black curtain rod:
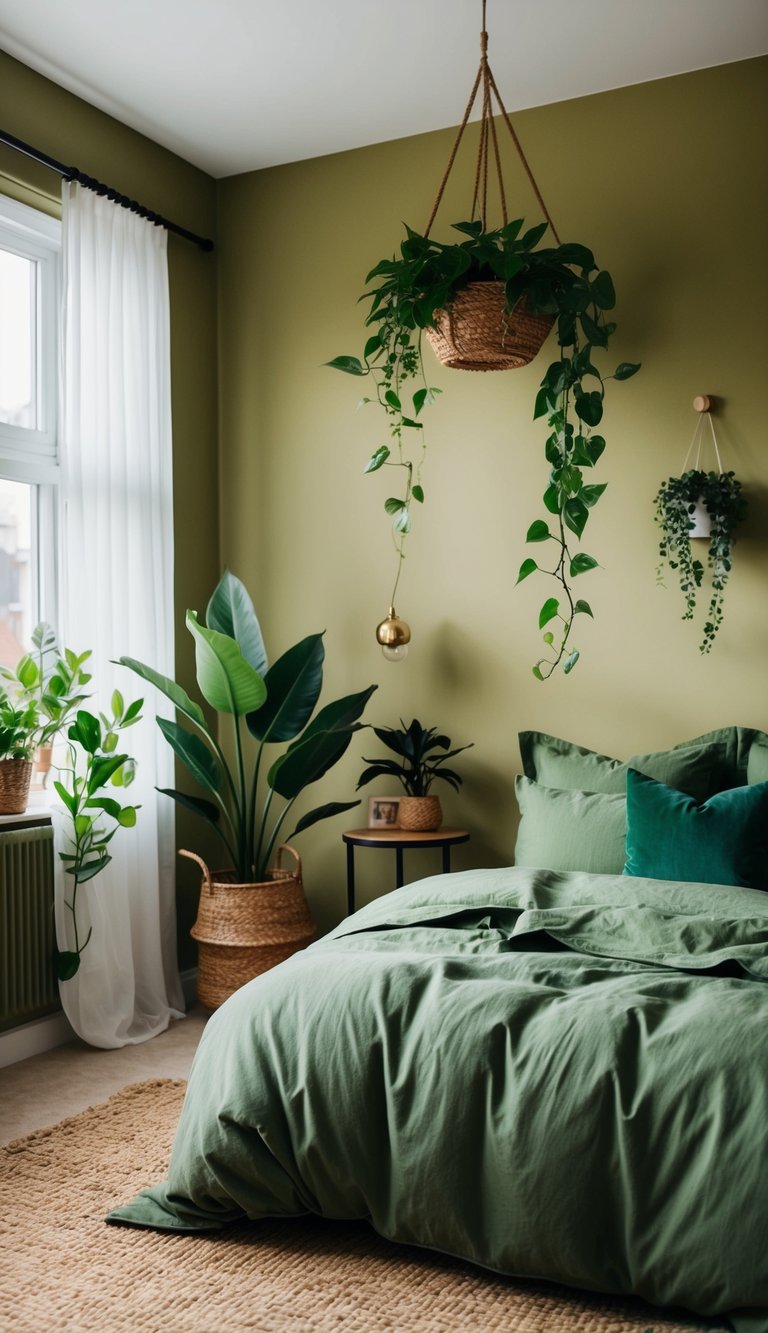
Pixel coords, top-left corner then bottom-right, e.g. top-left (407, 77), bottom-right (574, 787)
top-left (0, 128), bottom-right (214, 252)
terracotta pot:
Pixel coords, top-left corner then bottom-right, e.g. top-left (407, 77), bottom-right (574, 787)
top-left (182, 845), bottom-right (317, 1011)
top-left (397, 795), bottom-right (442, 832)
top-left (35, 745), bottom-right (54, 774)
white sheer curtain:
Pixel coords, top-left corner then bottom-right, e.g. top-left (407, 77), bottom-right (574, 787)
top-left (54, 181), bottom-right (184, 1047)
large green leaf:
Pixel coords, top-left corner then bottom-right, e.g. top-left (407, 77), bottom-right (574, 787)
top-left (268, 728), bottom-right (354, 800)
top-left (288, 799), bottom-right (361, 838)
top-left (186, 611), bottom-right (267, 716)
top-left (246, 634), bottom-right (324, 743)
top-left (117, 657), bottom-right (208, 733)
top-left (156, 717), bottom-right (222, 797)
top-left (156, 786), bottom-right (222, 827)
top-left (295, 685), bottom-right (377, 747)
top-left (205, 571), bottom-right (268, 675)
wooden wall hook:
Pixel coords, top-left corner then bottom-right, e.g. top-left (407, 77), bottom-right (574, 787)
top-left (693, 394), bottom-right (714, 413)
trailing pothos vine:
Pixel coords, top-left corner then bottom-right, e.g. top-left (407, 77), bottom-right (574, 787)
top-left (329, 218), bottom-right (639, 674)
top-left (521, 277), bottom-right (640, 678)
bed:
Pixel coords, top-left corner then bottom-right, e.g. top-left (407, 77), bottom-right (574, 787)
top-left (108, 728), bottom-right (768, 1333)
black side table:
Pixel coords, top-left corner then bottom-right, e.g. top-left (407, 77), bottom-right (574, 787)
top-left (342, 827), bottom-right (470, 915)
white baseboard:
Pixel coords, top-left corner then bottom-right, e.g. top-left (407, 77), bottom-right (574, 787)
top-left (0, 968), bottom-right (198, 1069)
top-left (0, 1010), bottom-right (75, 1070)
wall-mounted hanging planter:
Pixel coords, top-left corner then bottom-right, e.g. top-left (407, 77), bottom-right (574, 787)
top-left (328, 1), bottom-right (639, 678)
top-left (654, 396), bottom-right (747, 653)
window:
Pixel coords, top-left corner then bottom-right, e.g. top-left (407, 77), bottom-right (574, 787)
top-left (0, 195), bottom-right (60, 670)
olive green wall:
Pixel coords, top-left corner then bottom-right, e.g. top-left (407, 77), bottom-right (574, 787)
top-left (0, 52), bottom-right (220, 964)
top-left (217, 57), bottom-right (768, 930)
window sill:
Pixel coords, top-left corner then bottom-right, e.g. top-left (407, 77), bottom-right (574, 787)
top-left (0, 790), bottom-right (54, 829)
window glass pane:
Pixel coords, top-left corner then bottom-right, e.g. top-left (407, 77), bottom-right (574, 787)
top-left (0, 478), bottom-right (35, 669)
top-left (0, 248), bottom-right (37, 429)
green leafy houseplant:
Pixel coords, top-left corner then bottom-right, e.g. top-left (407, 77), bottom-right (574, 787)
top-left (654, 469), bottom-right (747, 652)
top-left (119, 571), bottom-right (377, 883)
top-left (0, 622), bottom-right (93, 755)
top-left (357, 719), bottom-right (473, 798)
top-left (54, 694), bottom-right (143, 980)
top-left (329, 218), bottom-right (639, 677)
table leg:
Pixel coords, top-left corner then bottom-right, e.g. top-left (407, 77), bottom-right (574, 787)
top-left (346, 842), bottom-right (356, 916)
top-left (442, 845), bottom-right (451, 874)
top-left (395, 846), bottom-right (404, 888)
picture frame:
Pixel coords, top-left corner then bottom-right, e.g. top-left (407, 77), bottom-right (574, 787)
top-left (368, 796), bottom-right (401, 829)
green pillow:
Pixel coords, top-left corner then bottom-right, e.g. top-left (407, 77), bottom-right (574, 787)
top-left (519, 730), bottom-right (727, 800)
top-left (624, 768), bottom-right (768, 891)
top-left (747, 737), bottom-right (768, 785)
top-left (514, 776), bottom-right (626, 875)
top-left (673, 726), bottom-right (768, 785)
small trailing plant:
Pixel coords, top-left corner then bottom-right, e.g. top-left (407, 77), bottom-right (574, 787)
top-left (54, 692), bottom-right (143, 980)
top-left (329, 219), bottom-right (639, 676)
top-left (357, 718), bottom-right (473, 798)
top-left (653, 469), bottom-right (747, 652)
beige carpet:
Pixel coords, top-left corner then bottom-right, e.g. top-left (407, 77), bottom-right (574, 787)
top-left (0, 1079), bottom-right (728, 1333)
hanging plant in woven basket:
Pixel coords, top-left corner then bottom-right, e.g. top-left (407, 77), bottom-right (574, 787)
top-left (328, 0), bottom-right (640, 678)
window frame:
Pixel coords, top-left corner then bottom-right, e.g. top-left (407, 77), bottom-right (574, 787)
top-left (0, 192), bottom-right (61, 641)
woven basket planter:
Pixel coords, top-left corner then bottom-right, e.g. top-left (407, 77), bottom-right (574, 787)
top-left (426, 281), bottom-right (554, 371)
top-left (183, 845), bottom-right (317, 1011)
top-left (0, 758), bottom-right (33, 815)
top-left (397, 795), bottom-right (442, 832)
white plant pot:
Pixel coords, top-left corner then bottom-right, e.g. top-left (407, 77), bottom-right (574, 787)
top-left (689, 497), bottom-right (711, 539)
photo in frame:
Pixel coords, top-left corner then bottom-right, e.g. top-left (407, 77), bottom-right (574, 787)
top-left (368, 796), bottom-right (401, 828)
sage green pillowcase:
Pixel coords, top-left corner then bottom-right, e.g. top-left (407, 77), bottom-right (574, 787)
top-left (673, 726), bottom-right (768, 785)
top-left (519, 730), bottom-right (727, 800)
top-left (514, 776), bottom-right (626, 875)
top-left (624, 768), bottom-right (768, 891)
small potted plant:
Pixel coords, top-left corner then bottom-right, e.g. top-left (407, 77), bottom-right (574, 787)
top-left (357, 718), bottom-right (473, 832)
top-left (0, 623), bottom-right (92, 813)
top-left (653, 468), bottom-right (747, 652)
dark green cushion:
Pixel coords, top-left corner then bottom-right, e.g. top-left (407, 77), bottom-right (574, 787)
top-left (624, 768), bottom-right (768, 891)
top-left (519, 730), bottom-right (728, 800)
top-left (514, 776), bottom-right (626, 875)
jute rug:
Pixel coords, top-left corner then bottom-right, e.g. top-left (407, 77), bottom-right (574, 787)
top-left (1, 1079), bottom-right (728, 1333)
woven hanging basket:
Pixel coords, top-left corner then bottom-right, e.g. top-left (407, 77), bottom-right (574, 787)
top-left (426, 283), bottom-right (554, 372)
top-left (397, 795), bottom-right (443, 832)
top-left (0, 759), bottom-right (33, 815)
top-left (183, 845), bottom-right (317, 1011)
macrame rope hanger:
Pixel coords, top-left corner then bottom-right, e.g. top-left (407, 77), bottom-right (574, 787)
top-left (424, 0), bottom-right (561, 243)
top-left (682, 395), bottom-right (723, 475)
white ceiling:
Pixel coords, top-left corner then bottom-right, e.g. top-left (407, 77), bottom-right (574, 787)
top-left (1, 0), bottom-right (766, 179)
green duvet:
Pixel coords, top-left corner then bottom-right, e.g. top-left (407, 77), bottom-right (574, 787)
top-left (108, 867), bottom-right (768, 1331)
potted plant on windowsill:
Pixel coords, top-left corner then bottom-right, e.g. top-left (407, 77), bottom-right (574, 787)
top-left (654, 469), bottom-right (747, 653)
top-left (357, 718), bottom-right (473, 832)
top-left (0, 623), bottom-right (93, 814)
top-left (120, 570), bottom-right (377, 1009)
top-left (329, 218), bottom-right (639, 679)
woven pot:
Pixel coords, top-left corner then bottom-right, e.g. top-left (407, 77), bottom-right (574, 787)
top-left (397, 796), bottom-right (442, 832)
top-left (183, 845), bottom-right (317, 1011)
top-left (426, 281), bottom-right (554, 371)
top-left (0, 758), bottom-right (33, 815)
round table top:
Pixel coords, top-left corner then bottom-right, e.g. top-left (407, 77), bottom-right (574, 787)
top-left (343, 827), bottom-right (470, 848)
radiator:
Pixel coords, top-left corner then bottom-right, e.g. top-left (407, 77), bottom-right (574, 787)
top-left (0, 825), bottom-right (61, 1032)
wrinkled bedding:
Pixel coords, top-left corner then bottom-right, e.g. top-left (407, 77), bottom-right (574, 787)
top-left (108, 867), bottom-right (768, 1332)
